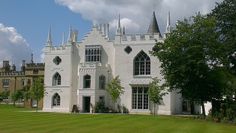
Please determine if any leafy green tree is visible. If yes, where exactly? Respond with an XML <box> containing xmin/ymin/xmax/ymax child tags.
<box><xmin>0</xmin><ymin>91</ymin><xmax>9</xmax><ymax>102</ymax></box>
<box><xmin>148</xmin><ymin>78</ymin><xmax>167</xmax><ymax>115</ymax></box>
<box><xmin>31</xmin><ymin>78</ymin><xmax>44</xmax><ymax>111</ymax></box>
<box><xmin>11</xmin><ymin>90</ymin><xmax>23</xmax><ymax>106</ymax></box>
<box><xmin>106</xmin><ymin>76</ymin><xmax>124</xmax><ymax>111</ymax></box>
<box><xmin>22</xmin><ymin>85</ymin><xmax>31</xmax><ymax>107</ymax></box>
<box><xmin>211</xmin><ymin>0</ymin><xmax>236</xmax><ymax>99</ymax></box>
<box><xmin>152</xmin><ymin>14</ymin><xmax>223</xmax><ymax>117</ymax></box>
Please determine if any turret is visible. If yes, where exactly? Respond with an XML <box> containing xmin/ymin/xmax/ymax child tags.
<box><xmin>67</xmin><ymin>25</ymin><xmax>73</xmax><ymax>43</ymax></box>
<box><xmin>116</xmin><ymin>14</ymin><xmax>122</xmax><ymax>36</ymax></box>
<box><xmin>164</xmin><ymin>11</ymin><xmax>171</xmax><ymax>38</ymax></box>
<box><xmin>46</xmin><ymin>26</ymin><xmax>52</xmax><ymax>46</ymax></box>
<box><xmin>147</xmin><ymin>11</ymin><xmax>161</xmax><ymax>37</ymax></box>
<box><xmin>11</xmin><ymin>64</ymin><xmax>16</xmax><ymax>71</ymax></box>
<box><xmin>31</xmin><ymin>53</ymin><xmax>34</xmax><ymax>63</ymax></box>
<box><xmin>2</xmin><ymin>60</ymin><xmax>10</xmax><ymax>72</ymax></box>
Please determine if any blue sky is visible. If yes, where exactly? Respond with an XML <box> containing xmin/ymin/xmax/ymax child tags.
<box><xmin>0</xmin><ymin>0</ymin><xmax>222</xmax><ymax>68</ymax></box>
<box><xmin>0</xmin><ymin>0</ymin><xmax>91</xmax><ymax>65</ymax></box>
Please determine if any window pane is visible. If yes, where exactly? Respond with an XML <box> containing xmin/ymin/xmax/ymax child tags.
<box><xmin>134</xmin><ymin>51</ymin><xmax>151</xmax><ymax>75</ymax></box>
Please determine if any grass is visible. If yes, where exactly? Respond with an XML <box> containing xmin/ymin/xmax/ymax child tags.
<box><xmin>0</xmin><ymin>105</ymin><xmax>235</xmax><ymax>133</ymax></box>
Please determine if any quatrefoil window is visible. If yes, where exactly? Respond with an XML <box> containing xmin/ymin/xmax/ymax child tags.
<box><xmin>53</xmin><ymin>56</ymin><xmax>62</xmax><ymax>65</ymax></box>
<box><xmin>124</xmin><ymin>46</ymin><xmax>132</xmax><ymax>54</ymax></box>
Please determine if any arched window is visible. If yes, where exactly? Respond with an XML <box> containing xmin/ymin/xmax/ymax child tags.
<box><xmin>52</xmin><ymin>93</ymin><xmax>60</xmax><ymax>106</ymax></box>
<box><xmin>83</xmin><ymin>74</ymin><xmax>91</xmax><ymax>88</ymax></box>
<box><xmin>99</xmin><ymin>75</ymin><xmax>106</xmax><ymax>89</ymax></box>
<box><xmin>134</xmin><ymin>51</ymin><xmax>151</xmax><ymax>75</ymax></box>
<box><xmin>52</xmin><ymin>72</ymin><xmax>61</xmax><ymax>86</ymax></box>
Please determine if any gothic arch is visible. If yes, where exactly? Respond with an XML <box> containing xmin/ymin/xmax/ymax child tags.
<box><xmin>133</xmin><ymin>51</ymin><xmax>151</xmax><ymax>75</ymax></box>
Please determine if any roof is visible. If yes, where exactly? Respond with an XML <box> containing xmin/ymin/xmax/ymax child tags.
<box><xmin>147</xmin><ymin>12</ymin><xmax>161</xmax><ymax>34</ymax></box>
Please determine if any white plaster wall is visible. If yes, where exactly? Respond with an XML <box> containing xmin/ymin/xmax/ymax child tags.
<box><xmin>76</xmin><ymin>27</ymin><xmax>114</xmax><ymax>111</ymax></box>
<box><xmin>113</xmin><ymin>36</ymin><xmax>173</xmax><ymax>115</ymax></box>
<box><xmin>43</xmin><ymin>45</ymin><xmax>75</xmax><ymax>112</ymax></box>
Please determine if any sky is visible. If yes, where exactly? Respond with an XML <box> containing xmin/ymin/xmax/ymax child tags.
<box><xmin>0</xmin><ymin>0</ymin><xmax>222</xmax><ymax>69</ymax></box>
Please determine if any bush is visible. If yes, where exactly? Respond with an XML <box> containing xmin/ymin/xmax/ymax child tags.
<box><xmin>94</xmin><ymin>100</ymin><xmax>109</xmax><ymax>113</ymax></box>
<box><xmin>122</xmin><ymin>105</ymin><xmax>129</xmax><ymax>114</ymax></box>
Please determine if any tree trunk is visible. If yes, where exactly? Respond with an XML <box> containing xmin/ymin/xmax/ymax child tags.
<box><xmin>153</xmin><ymin>103</ymin><xmax>156</xmax><ymax>116</ymax></box>
<box><xmin>190</xmin><ymin>100</ymin><xmax>195</xmax><ymax>114</ymax></box>
<box><xmin>201</xmin><ymin>100</ymin><xmax>206</xmax><ymax>118</ymax></box>
<box><xmin>36</xmin><ymin>100</ymin><xmax>38</xmax><ymax>112</ymax></box>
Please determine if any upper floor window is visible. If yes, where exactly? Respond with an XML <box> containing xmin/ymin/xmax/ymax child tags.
<box><xmin>134</xmin><ymin>51</ymin><xmax>151</xmax><ymax>75</ymax></box>
<box><xmin>52</xmin><ymin>72</ymin><xmax>61</xmax><ymax>86</ymax></box>
<box><xmin>85</xmin><ymin>45</ymin><xmax>101</xmax><ymax>62</ymax></box>
<box><xmin>99</xmin><ymin>75</ymin><xmax>106</xmax><ymax>90</ymax></box>
<box><xmin>53</xmin><ymin>56</ymin><xmax>62</xmax><ymax>65</ymax></box>
<box><xmin>83</xmin><ymin>74</ymin><xmax>91</xmax><ymax>88</ymax></box>
<box><xmin>2</xmin><ymin>79</ymin><xmax>10</xmax><ymax>88</ymax></box>
<box><xmin>33</xmin><ymin>69</ymin><xmax>39</xmax><ymax>74</ymax></box>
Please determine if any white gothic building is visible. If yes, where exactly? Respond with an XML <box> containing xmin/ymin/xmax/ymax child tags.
<box><xmin>43</xmin><ymin>12</ymin><xmax>189</xmax><ymax>115</ymax></box>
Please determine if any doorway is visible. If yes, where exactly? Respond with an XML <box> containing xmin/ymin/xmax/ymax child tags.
<box><xmin>83</xmin><ymin>96</ymin><xmax>91</xmax><ymax>113</ymax></box>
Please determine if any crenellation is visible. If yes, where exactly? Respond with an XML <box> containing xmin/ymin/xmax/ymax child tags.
<box><xmin>115</xmin><ymin>33</ymin><xmax>162</xmax><ymax>43</ymax></box>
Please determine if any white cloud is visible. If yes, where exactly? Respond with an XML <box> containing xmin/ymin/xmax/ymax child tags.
<box><xmin>55</xmin><ymin>0</ymin><xmax>223</xmax><ymax>34</ymax></box>
<box><xmin>0</xmin><ymin>23</ymin><xmax>31</xmax><ymax>69</ymax></box>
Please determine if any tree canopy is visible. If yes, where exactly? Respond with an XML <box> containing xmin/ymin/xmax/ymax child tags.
<box><xmin>106</xmin><ymin>76</ymin><xmax>124</xmax><ymax>104</ymax></box>
<box><xmin>152</xmin><ymin>14</ymin><xmax>224</xmax><ymax>116</ymax></box>
<box><xmin>31</xmin><ymin>78</ymin><xmax>44</xmax><ymax>111</ymax></box>
<box><xmin>148</xmin><ymin>78</ymin><xmax>167</xmax><ymax>115</ymax></box>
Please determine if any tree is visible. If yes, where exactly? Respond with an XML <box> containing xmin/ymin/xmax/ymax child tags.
<box><xmin>31</xmin><ymin>78</ymin><xmax>44</xmax><ymax>111</ymax></box>
<box><xmin>148</xmin><ymin>78</ymin><xmax>167</xmax><ymax>115</ymax></box>
<box><xmin>11</xmin><ymin>90</ymin><xmax>23</xmax><ymax>106</ymax></box>
<box><xmin>106</xmin><ymin>76</ymin><xmax>124</xmax><ymax>111</ymax></box>
<box><xmin>0</xmin><ymin>91</ymin><xmax>9</xmax><ymax>103</ymax></box>
<box><xmin>211</xmin><ymin>0</ymin><xmax>236</xmax><ymax>99</ymax></box>
<box><xmin>22</xmin><ymin>85</ymin><xmax>31</xmax><ymax>107</ymax></box>
<box><xmin>152</xmin><ymin>14</ymin><xmax>223</xmax><ymax>117</ymax></box>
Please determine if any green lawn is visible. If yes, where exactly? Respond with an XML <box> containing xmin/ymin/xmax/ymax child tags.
<box><xmin>0</xmin><ymin>105</ymin><xmax>235</xmax><ymax>133</ymax></box>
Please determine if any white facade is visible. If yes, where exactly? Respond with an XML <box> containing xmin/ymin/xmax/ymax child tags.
<box><xmin>43</xmin><ymin>13</ymin><xmax>185</xmax><ymax>115</ymax></box>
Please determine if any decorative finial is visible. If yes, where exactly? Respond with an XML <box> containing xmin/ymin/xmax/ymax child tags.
<box><xmin>67</xmin><ymin>25</ymin><xmax>72</xmax><ymax>42</ymax></box>
<box><xmin>46</xmin><ymin>26</ymin><xmax>52</xmax><ymax>46</ymax></box>
<box><xmin>61</xmin><ymin>32</ymin><xmax>65</xmax><ymax>45</ymax></box>
<box><xmin>165</xmin><ymin>11</ymin><xmax>171</xmax><ymax>33</ymax></box>
<box><xmin>116</xmin><ymin>14</ymin><xmax>122</xmax><ymax>36</ymax></box>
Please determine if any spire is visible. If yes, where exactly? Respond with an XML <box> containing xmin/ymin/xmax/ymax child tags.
<box><xmin>165</xmin><ymin>11</ymin><xmax>171</xmax><ymax>33</ymax></box>
<box><xmin>67</xmin><ymin>25</ymin><xmax>72</xmax><ymax>42</ymax></box>
<box><xmin>118</xmin><ymin>14</ymin><xmax>121</xmax><ymax>28</ymax></box>
<box><xmin>116</xmin><ymin>14</ymin><xmax>122</xmax><ymax>36</ymax></box>
<box><xmin>46</xmin><ymin>26</ymin><xmax>52</xmax><ymax>46</ymax></box>
<box><xmin>61</xmin><ymin>32</ymin><xmax>65</xmax><ymax>45</ymax></box>
<box><xmin>147</xmin><ymin>11</ymin><xmax>161</xmax><ymax>34</ymax></box>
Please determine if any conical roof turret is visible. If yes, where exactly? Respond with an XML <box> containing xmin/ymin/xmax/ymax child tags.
<box><xmin>147</xmin><ymin>12</ymin><xmax>161</xmax><ymax>34</ymax></box>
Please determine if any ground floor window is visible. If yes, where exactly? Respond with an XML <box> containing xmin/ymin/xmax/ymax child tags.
<box><xmin>132</xmin><ymin>86</ymin><xmax>149</xmax><ymax>109</ymax></box>
<box><xmin>52</xmin><ymin>93</ymin><xmax>60</xmax><ymax>106</ymax></box>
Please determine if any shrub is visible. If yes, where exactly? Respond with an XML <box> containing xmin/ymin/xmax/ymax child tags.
<box><xmin>94</xmin><ymin>100</ymin><xmax>108</xmax><ymax>113</ymax></box>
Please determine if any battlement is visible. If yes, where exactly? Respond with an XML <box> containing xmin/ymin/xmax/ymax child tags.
<box><xmin>0</xmin><ymin>71</ymin><xmax>25</xmax><ymax>76</ymax></box>
<box><xmin>115</xmin><ymin>33</ymin><xmax>162</xmax><ymax>43</ymax></box>
<box><xmin>44</xmin><ymin>45</ymin><xmax>73</xmax><ymax>52</ymax></box>
<box><xmin>26</xmin><ymin>63</ymin><xmax>44</xmax><ymax>69</ymax></box>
